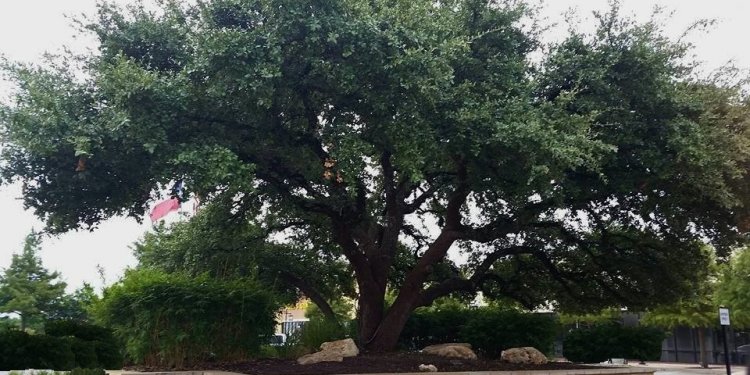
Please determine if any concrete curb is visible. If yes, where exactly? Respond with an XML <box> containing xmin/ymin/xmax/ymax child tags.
<box><xmin>116</xmin><ymin>367</ymin><xmax>655</xmax><ymax>375</ymax></box>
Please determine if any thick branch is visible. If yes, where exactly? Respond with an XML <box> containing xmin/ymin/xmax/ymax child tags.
<box><xmin>277</xmin><ymin>270</ymin><xmax>339</xmax><ymax>324</ymax></box>
<box><xmin>417</xmin><ymin>245</ymin><xmax>535</xmax><ymax>306</ymax></box>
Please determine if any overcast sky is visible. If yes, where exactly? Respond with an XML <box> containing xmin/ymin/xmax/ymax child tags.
<box><xmin>0</xmin><ymin>0</ymin><xmax>748</xmax><ymax>293</ymax></box>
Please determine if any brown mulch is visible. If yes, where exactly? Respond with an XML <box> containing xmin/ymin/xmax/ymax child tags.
<box><xmin>127</xmin><ymin>352</ymin><xmax>601</xmax><ymax>375</ymax></box>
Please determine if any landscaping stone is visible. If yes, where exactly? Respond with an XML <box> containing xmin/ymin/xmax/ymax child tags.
<box><xmin>500</xmin><ymin>346</ymin><xmax>548</xmax><ymax>364</ymax></box>
<box><xmin>297</xmin><ymin>338</ymin><xmax>359</xmax><ymax>365</ymax></box>
<box><xmin>418</xmin><ymin>363</ymin><xmax>439</xmax><ymax>372</ymax></box>
<box><xmin>422</xmin><ymin>343</ymin><xmax>478</xmax><ymax>360</ymax></box>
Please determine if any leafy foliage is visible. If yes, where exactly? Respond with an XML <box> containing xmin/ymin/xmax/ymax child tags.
<box><xmin>716</xmin><ymin>247</ymin><xmax>750</xmax><ymax>328</ymax></box>
<box><xmin>69</xmin><ymin>368</ymin><xmax>106</xmax><ymax>375</ymax></box>
<box><xmin>133</xmin><ymin>200</ymin><xmax>355</xmax><ymax>321</ymax></box>
<box><xmin>563</xmin><ymin>323</ymin><xmax>666</xmax><ymax>363</ymax></box>
<box><xmin>1</xmin><ymin>0</ymin><xmax>749</xmax><ymax>350</ymax></box>
<box><xmin>0</xmin><ymin>330</ymin><xmax>75</xmax><ymax>370</ymax></box>
<box><xmin>45</xmin><ymin>320</ymin><xmax>123</xmax><ymax>369</ymax></box>
<box><xmin>93</xmin><ymin>269</ymin><xmax>279</xmax><ymax>367</ymax></box>
<box><xmin>0</xmin><ymin>232</ymin><xmax>67</xmax><ymax>331</ymax></box>
<box><xmin>400</xmin><ymin>304</ymin><xmax>559</xmax><ymax>357</ymax></box>
<box><xmin>46</xmin><ymin>283</ymin><xmax>100</xmax><ymax>323</ymax></box>
<box><xmin>297</xmin><ymin>318</ymin><xmax>351</xmax><ymax>353</ymax></box>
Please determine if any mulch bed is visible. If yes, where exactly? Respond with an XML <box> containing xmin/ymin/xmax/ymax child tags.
<box><xmin>127</xmin><ymin>352</ymin><xmax>602</xmax><ymax>375</ymax></box>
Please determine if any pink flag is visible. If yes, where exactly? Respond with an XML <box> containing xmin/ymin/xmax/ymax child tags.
<box><xmin>150</xmin><ymin>198</ymin><xmax>180</xmax><ymax>222</ymax></box>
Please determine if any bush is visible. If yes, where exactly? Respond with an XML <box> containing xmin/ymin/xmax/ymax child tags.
<box><xmin>400</xmin><ymin>306</ymin><xmax>476</xmax><ymax>349</ymax></box>
<box><xmin>460</xmin><ymin>310</ymin><xmax>559</xmax><ymax>358</ymax></box>
<box><xmin>45</xmin><ymin>320</ymin><xmax>123</xmax><ymax>369</ymax></box>
<box><xmin>563</xmin><ymin>323</ymin><xmax>666</xmax><ymax>363</ymax></box>
<box><xmin>95</xmin><ymin>269</ymin><xmax>280</xmax><ymax>367</ymax></box>
<box><xmin>69</xmin><ymin>368</ymin><xmax>106</xmax><ymax>375</ymax></box>
<box><xmin>0</xmin><ymin>330</ymin><xmax>75</xmax><ymax>370</ymax></box>
<box><xmin>46</xmin><ymin>320</ymin><xmax>114</xmax><ymax>342</ymax></box>
<box><xmin>67</xmin><ymin>338</ymin><xmax>99</xmax><ymax>369</ymax></box>
<box><xmin>298</xmin><ymin>318</ymin><xmax>349</xmax><ymax>352</ymax></box>
<box><xmin>400</xmin><ymin>306</ymin><xmax>559</xmax><ymax>358</ymax></box>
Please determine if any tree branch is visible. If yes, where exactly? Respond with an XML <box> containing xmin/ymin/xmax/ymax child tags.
<box><xmin>277</xmin><ymin>270</ymin><xmax>340</xmax><ymax>324</ymax></box>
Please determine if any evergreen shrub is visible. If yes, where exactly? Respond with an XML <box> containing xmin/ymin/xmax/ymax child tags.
<box><xmin>0</xmin><ymin>331</ymin><xmax>75</xmax><ymax>370</ymax></box>
<box><xmin>460</xmin><ymin>309</ymin><xmax>559</xmax><ymax>357</ymax></box>
<box><xmin>45</xmin><ymin>320</ymin><xmax>123</xmax><ymax>369</ymax></box>
<box><xmin>563</xmin><ymin>323</ymin><xmax>666</xmax><ymax>363</ymax></box>
<box><xmin>400</xmin><ymin>306</ymin><xmax>559</xmax><ymax>358</ymax></box>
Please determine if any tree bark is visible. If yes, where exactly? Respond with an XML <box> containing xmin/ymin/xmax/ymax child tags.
<box><xmin>698</xmin><ymin>327</ymin><xmax>708</xmax><ymax>368</ymax></box>
<box><xmin>357</xmin><ymin>288</ymin><xmax>385</xmax><ymax>347</ymax></box>
<box><xmin>365</xmin><ymin>286</ymin><xmax>420</xmax><ymax>352</ymax></box>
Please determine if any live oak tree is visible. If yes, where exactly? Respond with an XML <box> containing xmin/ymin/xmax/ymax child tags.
<box><xmin>1</xmin><ymin>0</ymin><xmax>749</xmax><ymax>351</ymax></box>
<box><xmin>0</xmin><ymin>232</ymin><xmax>67</xmax><ymax>331</ymax></box>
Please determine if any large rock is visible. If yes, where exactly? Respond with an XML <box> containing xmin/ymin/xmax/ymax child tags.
<box><xmin>422</xmin><ymin>343</ymin><xmax>478</xmax><ymax>360</ymax></box>
<box><xmin>320</xmin><ymin>338</ymin><xmax>360</xmax><ymax>357</ymax></box>
<box><xmin>500</xmin><ymin>347</ymin><xmax>548</xmax><ymax>365</ymax></box>
<box><xmin>297</xmin><ymin>338</ymin><xmax>359</xmax><ymax>365</ymax></box>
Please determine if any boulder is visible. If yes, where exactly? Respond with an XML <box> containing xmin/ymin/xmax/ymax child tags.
<box><xmin>423</xmin><ymin>343</ymin><xmax>478</xmax><ymax>360</ymax></box>
<box><xmin>297</xmin><ymin>338</ymin><xmax>359</xmax><ymax>365</ymax></box>
<box><xmin>419</xmin><ymin>364</ymin><xmax>439</xmax><ymax>372</ymax></box>
<box><xmin>500</xmin><ymin>347</ymin><xmax>548</xmax><ymax>365</ymax></box>
<box><xmin>320</xmin><ymin>338</ymin><xmax>360</xmax><ymax>357</ymax></box>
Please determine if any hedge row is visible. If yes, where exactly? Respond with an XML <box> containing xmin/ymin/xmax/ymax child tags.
<box><xmin>400</xmin><ymin>307</ymin><xmax>559</xmax><ymax>358</ymax></box>
<box><xmin>563</xmin><ymin>323</ymin><xmax>666</xmax><ymax>363</ymax></box>
<box><xmin>400</xmin><ymin>306</ymin><xmax>666</xmax><ymax>362</ymax></box>
<box><xmin>0</xmin><ymin>328</ymin><xmax>121</xmax><ymax>371</ymax></box>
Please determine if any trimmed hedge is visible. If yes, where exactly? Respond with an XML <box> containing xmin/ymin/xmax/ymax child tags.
<box><xmin>461</xmin><ymin>309</ymin><xmax>559</xmax><ymax>357</ymax></box>
<box><xmin>400</xmin><ymin>306</ymin><xmax>559</xmax><ymax>358</ymax></box>
<box><xmin>45</xmin><ymin>320</ymin><xmax>123</xmax><ymax>369</ymax></box>
<box><xmin>70</xmin><ymin>368</ymin><xmax>106</xmax><ymax>375</ymax></box>
<box><xmin>563</xmin><ymin>323</ymin><xmax>666</xmax><ymax>362</ymax></box>
<box><xmin>0</xmin><ymin>330</ymin><xmax>75</xmax><ymax>370</ymax></box>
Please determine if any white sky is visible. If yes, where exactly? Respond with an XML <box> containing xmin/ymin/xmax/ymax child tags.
<box><xmin>0</xmin><ymin>0</ymin><xmax>748</xmax><ymax>293</ymax></box>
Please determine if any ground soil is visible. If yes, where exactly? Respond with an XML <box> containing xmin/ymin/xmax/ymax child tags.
<box><xmin>127</xmin><ymin>352</ymin><xmax>601</xmax><ymax>375</ymax></box>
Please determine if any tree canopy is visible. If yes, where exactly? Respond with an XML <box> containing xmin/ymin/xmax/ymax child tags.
<box><xmin>1</xmin><ymin>0</ymin><xmax>748</xmax><ymax>350</ymax></box>
<box><xmin>0</xmin><ymin>232</ymin><xmax>67</xmax><ymax>331</ymax></box>
<box><xmin>716</xmin><ymin>247</ymin><xmax>750</xmax><ymax>328</ymax></box>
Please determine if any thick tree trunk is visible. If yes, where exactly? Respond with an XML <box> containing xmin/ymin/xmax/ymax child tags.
<box><xmin>357</xmin><ymin>291</ymin><xmax>385</xmax><ymax>347</ymax></box>
<box><xmin>364</xmin><ymin>289</ymin><xmax>421</xmax><ymax>352</ymax></box>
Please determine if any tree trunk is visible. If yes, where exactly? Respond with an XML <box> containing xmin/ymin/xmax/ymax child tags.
<box><xmin>364</xmin><ymin>293</ymin><xmax>419</xmax><ymax>352</ymax></box>
<box><xmin>357</xmin><ymin>291</ymin><xmax>385</xmax><ymax>347</ymax></box>
<box><xmin>698</xmin><ymin>327</ymin><xmax>708</xmax><ymax>368</ymax></box>
<box><xmin>20</xmin><ymin>314</ymin><xmax>26</xmax><ymax>332</ymax></box>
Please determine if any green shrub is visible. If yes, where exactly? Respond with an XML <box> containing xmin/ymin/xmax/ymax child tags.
<box><xmin>46</xmin><ymin>320</ymin><xmax>114</xmax><ymax>342</ymax></box>
<box><xmin>400</xmin><ymin>306</ymin><xmax>476</xmax><ymax>349</ymax></box>
<box><xmin>45</xmin><ymin>320</ymin><xmax>124</xmax><ymax>369</ymax></box>
<box><xmin>298</xmin><ymin>318</ymin><xmax>349</xmax><ymax>352</ymax></box>
<box><xmin>563</xmin><ymin>323</ymin><xmax>666</xmax><ymax>363</ymax></box>
<box><xmin>92</xmin><ymin>339</ymin><xmax>124</xmax><ymax>369</ymax></box>
<box><xmin>69</xmin><ymin>368</ymin><xmax>106</xmax><ymax>375</ymax></box>
<box><xmin>400</xmin><ymin>306</ymin><xmax>558</xmax><ymax>358</ymax></box>
<box><xmin>0</xmin><ymin>330</ymin><xmax>75</xmax><ymax>370</ymax></box>
<box><xmin>68</xmin><ymin>338</ymin><xmax>99</xmax><ymax>368</ymax></box>
<box><xmin>95</xmin><ymin>269</ymin><xmax>280</xmax><ymax>367</ymax></box>
<box><xmin>460</xmin><ymin>310</ymin><xmax>559</xmax><ymax>358</ymax></box>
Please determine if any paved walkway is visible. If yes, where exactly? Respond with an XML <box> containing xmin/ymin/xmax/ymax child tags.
<box><xmin>631</xmin><ymin>362</ymin><xmax>748</xmax><ymax>375</ymax></box>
